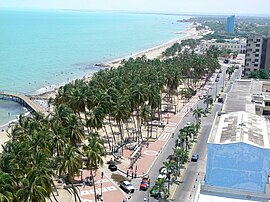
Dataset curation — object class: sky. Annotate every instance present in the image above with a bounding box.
[1,0,270,16]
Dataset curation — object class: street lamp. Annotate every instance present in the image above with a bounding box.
[100,171,104,200]
[79,169,83,183]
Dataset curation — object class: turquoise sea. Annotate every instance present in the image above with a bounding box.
[0,9,189,126]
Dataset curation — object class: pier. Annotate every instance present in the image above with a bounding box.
[0,92,47,115]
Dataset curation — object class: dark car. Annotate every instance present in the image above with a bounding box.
[191,154,199,162]
[217,97,224,103]
[108,164,117,171]
[140,176,150,191]
[223,59,229,64]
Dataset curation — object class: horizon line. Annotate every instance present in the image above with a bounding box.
[1,7,270,18]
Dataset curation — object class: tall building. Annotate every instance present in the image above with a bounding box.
[227,15,235,33]
[244,36,270,76]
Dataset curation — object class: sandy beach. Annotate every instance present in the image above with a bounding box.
[0,23,210,147]
[0,22,211,202]
[106,23,211,68]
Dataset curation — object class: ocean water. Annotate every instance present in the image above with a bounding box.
[0,100,27,129]
[0,9,189,126]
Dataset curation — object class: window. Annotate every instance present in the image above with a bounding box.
[257,39,261,42]
[265,102,270,106]
[255,54,259,57]
[254,64,258,67]
[256,44,260,47]
[256,49,260,52]
[255,59,259,62]
[256,108,260,112]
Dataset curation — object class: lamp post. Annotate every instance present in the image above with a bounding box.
[80,169,83,183]
[100,171,104,200]
[215,79,218,100]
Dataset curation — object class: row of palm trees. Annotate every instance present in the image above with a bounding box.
[53,52,220,152]
[0,49,220,201]
[151,122,198,200]
[1,109,105,202]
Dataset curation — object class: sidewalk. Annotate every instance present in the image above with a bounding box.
[76,169,127,202]
[117,93,200,178]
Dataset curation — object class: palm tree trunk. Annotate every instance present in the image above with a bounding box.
[103,125,112,152]
[90,168,97,202]
[117,121,124,144]
[108,115,116,143]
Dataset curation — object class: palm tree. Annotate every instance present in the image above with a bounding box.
[204,95,213,110]
[154,178,169,201]
[173,147,188,170]
[192,107,205,124]
[16,167,51,202]
[57,144,82,183]
[226,66,235,80]
[83,132,106,202]
[0,172,16,202]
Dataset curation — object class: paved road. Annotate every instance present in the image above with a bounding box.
[173,65,242,202]
[128,64,242,202]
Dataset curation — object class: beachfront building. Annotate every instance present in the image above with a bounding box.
[192,79,270,202]
[194,111,270,202]
[200,38,246,54]
[227,15,235,33]
[244,36,270,76]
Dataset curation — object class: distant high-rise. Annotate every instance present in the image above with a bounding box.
[227,15,235,33]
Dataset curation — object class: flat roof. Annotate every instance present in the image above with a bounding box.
[208,111,270,148]
[198,193,264,202]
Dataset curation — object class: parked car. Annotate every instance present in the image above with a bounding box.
[108,164,117,171]
[120,181,135,193]
[217,74,220,79]
[217,97,224,103]
[191,154,199,162]
[157,173,167,180]
[219,69,223,73]
[150,186,161,198]
[140,176,150,191]
[215,78,219,82]
[223,59,229,64]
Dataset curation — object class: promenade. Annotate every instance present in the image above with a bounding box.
[77,92,200,202]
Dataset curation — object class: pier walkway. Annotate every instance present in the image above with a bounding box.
[0,92,47,115]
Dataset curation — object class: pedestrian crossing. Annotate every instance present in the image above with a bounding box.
[158,132,172,141]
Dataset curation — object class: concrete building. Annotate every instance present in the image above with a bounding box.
[194,110,270,202]
[224,79,270,116]
[244,36,270,76]
[194,79,270,202]
[200,38,246,53]
[227,15,235,33]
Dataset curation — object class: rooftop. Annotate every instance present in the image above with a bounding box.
[224,80,255,113]
[208,111,270,148]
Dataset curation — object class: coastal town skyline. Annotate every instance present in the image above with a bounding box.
[1,0,270,16]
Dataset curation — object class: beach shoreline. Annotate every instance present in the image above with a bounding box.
[30,22,210,100]
[0,22,210,129]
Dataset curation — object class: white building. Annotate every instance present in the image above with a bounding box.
[200,38,246,54]
[194,111,270,202]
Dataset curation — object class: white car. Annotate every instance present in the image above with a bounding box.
[120,181,135,193]
[157,173,167,180]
